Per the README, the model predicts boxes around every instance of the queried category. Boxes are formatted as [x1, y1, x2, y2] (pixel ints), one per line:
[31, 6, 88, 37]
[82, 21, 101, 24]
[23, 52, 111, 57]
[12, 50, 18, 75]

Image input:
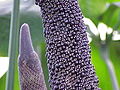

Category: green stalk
[6, 0, 20, 90]
[100, 43, 119, 90]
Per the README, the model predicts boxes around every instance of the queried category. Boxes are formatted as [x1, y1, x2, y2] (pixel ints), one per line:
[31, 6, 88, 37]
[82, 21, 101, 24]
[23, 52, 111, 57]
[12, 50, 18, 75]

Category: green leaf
[78, 0, 106, 25]
[90, 42, 113, 90]
[39, 42, 50, 90]
[0, 15, 10, 56]
[107, 0, 120, 3]
[0, 74, 6, 90]
[109, 41, 120, 86]
[99, 3, 120, 30]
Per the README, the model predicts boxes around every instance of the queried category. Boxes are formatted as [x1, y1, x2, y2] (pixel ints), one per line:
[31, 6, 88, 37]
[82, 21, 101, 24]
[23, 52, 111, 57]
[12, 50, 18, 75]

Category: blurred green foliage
[0, 0, 120, 90]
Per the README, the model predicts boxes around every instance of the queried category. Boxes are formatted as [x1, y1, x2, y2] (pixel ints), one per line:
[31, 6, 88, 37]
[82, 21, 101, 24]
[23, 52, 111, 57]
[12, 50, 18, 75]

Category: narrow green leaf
[5, 0, 20, 90]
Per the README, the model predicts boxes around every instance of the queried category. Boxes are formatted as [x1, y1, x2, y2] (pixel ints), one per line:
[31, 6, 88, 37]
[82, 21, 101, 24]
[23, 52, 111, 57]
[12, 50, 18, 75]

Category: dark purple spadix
[18, 23, 47, 90]
[36, 0, 100, 90]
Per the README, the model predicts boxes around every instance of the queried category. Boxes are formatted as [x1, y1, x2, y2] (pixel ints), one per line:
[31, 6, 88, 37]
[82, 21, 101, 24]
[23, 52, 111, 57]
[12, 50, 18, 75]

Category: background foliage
[0, 0, 120, 90]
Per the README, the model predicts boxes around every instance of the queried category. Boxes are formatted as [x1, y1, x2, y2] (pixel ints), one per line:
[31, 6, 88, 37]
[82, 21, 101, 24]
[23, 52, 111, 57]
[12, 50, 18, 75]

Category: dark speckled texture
[36, 0, 100, 90]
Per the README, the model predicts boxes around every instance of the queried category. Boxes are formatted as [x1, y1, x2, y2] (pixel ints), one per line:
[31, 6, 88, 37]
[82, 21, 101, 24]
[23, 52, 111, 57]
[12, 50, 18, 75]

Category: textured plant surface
[18, 24, 47, 90]
[36, 0, 100, 90]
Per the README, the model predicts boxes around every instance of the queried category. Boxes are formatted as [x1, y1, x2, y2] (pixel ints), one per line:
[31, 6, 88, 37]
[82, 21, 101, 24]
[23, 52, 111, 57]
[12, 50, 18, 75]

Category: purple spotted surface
[36, 0, 100, 90]
[18, 24, 47, 90]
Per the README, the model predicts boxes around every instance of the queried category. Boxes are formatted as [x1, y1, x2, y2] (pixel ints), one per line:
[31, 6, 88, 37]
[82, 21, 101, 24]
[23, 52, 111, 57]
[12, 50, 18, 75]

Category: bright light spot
[98, 23, 107, 41]
[98, 23, 113, 41]
[0, 57, 9, 78]
[107, 27, 113, 34]
[87, 32, 92, 43]
[112, 31, 120, 40]
[83, 18, 99, 36]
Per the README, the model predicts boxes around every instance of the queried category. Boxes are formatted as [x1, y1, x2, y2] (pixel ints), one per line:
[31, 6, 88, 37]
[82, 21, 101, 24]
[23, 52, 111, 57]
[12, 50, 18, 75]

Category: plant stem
[6, 0, 20, 90]
[100, 42, 119, 90]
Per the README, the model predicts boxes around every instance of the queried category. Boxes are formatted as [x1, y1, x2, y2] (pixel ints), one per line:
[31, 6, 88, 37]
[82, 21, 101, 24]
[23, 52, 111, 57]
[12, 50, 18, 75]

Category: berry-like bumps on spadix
[36, 0, 100, 90]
